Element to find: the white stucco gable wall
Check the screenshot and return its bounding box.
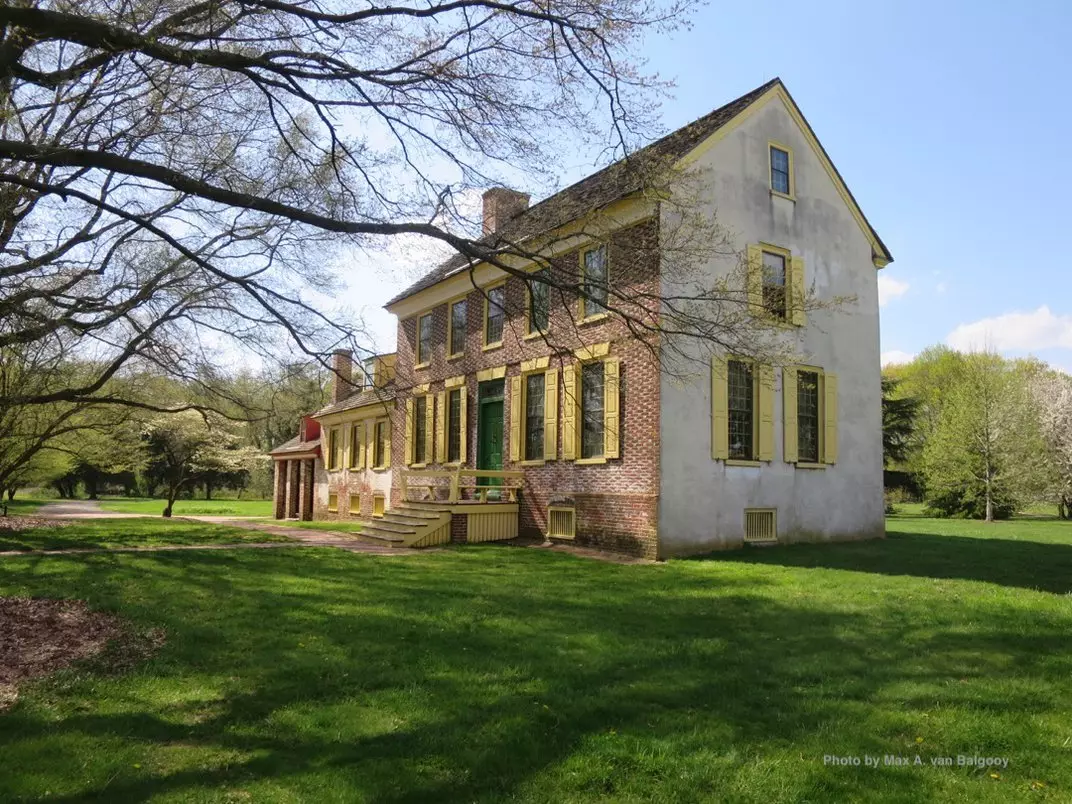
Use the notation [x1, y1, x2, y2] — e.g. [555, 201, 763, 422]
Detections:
[657, 90, 885, 556]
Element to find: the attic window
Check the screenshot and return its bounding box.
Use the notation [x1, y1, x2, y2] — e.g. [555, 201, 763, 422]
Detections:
[770, 145, 792, 196]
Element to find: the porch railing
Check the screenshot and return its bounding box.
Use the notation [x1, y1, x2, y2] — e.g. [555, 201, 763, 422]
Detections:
[400, 468, 523, 503]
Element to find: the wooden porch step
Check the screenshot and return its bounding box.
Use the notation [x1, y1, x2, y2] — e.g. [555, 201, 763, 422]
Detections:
[386, 512, 445, 527]
[359, 525, 407, 544]
[369, 518, 419, 535]
[394, 504, 448, 519]
[401, 501, 454, 513]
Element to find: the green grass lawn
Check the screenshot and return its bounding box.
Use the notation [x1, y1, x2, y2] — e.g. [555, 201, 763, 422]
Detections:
[1, 516, 1071, 801]
[1, 498, 48, 516]
[97, 497, 274, 517]
[276, 519, 366, 534]
[0, 518, 292, 552]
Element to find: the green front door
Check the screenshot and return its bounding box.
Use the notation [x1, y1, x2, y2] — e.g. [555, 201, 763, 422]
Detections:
[477, 380, 504, 490]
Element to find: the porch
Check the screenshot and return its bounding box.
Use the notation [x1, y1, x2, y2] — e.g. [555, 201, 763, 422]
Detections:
[359, 468, 523, 548]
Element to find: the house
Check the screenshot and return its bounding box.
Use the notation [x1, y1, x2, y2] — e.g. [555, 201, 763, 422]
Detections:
[269, 77, 892, 558]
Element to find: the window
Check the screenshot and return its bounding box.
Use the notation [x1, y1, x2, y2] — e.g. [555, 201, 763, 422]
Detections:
[449, 299, 467, 357]
[525, 373, 545, 461]
[528, 269, 549, 335]
[416, 313, 433, 366]
[373, 419, 387, 468]
[447, 388, 463, 463]
[728, 360, 756, 460]
[363, 356, 376, 389]
[414, 396, 428, 464]
[581, 245, 608, 319]
[328, 492, 338, 512]
[770, 145, 791, 196]
[484, 285, 504, 346]
[797, 370, 821, 463]
[348, 424, 362, 469]
[580, 361, 605, 459]
[762, 251, 787, 320]
[327, 427, 341, 470]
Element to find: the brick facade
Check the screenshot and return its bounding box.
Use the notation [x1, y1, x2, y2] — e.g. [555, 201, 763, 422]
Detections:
[392, 219, 662, 558]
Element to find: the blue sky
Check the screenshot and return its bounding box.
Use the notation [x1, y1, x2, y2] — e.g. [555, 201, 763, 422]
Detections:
[635, 0, 1072, 371]
[354, 1, 1071, 373]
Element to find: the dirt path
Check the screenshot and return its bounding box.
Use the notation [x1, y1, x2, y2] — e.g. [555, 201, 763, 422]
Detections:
[35, 500, 143, 519]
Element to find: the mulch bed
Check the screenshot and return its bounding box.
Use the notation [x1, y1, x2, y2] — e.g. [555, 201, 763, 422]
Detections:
[0, 516, 74, 532]
[0, 597, 162, 709]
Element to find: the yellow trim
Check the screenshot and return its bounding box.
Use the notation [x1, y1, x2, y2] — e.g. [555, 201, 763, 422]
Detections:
[326, 427, 342, 471]
[676, 83, 892, 268]
[768, 139, 795, 200]
[520, 356, 550, 373]
[327, 492, 339, 513]
[785, 364, 829, 466]
[749, 243, 793, 323]
[726, 459, 762, 467]
[413, 383, 430, 393]
[576, 312, 609, 326]
[547, 505, 577, 540]
[574, 342, 610, 361]
[415, 362, 431, 370]
[744, 508, 778, 543]
[522, 331, 547, 341]
[415, 312, 433, 368]
[519, 459, 545, 467]
[483, 280, 506, 349]
[575, 457, 607, 465]
[445, 374, 466, 388]
[446, 296, 467, 359]
[372, 492, 386, 518]
[578, 243, 610, 321]
[476, 365, 506, 382]
[348, 494, 361, 516]
[796, 462, 827, 470]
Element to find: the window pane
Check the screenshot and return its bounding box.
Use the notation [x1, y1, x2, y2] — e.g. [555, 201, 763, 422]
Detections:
[525, 373, 545, 460]
[450, 300, 466, 355]
[762, 252, 787, 319]
[770, 147, 790, 194]
[414, 397, 427, 463]
[363, 357, 376, 389]
[583, 246, 608, 318]
[798, 371, 820, 463]
[529, 270, 549, 333]
[448, 389, 462, 463]
[728, 360, 755, 460]
[486, 286, 504, 343]
[375, 421, 385, 467]
[581, 362, 605, 459]
[349, 427, 359, 468]
[419, 314, 434, 364]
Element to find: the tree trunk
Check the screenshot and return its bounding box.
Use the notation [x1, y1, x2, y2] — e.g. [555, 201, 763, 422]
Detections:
[205, 480, 212, 500]
[5, 487, 15, 501]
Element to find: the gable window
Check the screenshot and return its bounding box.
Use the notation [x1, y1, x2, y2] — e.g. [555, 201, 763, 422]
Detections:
[362, 356, 376, 389]
[797, 370, 821, 463]
[762, 251, 787, 320]
[770, 144, 792, 196]
[416, 313, 433, 367]
[413, 396, 428, 464]
[373, 419, 387, 468]
[447, 388, 463, 463]
[484, 284, 504, 346]
[728, 360, 756, 460]
[580, 245, 608, 319]
[528, 269, 550, 335]
[448, 299, 467, 357]
[524, 373, 546, 461]
[580, 361, 605, 459]
[327, 427, 341, 470]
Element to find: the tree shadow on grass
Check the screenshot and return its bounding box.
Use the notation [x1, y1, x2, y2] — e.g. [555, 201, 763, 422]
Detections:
[2, 548, 1071, 801]
[687, 530, 1072, 594]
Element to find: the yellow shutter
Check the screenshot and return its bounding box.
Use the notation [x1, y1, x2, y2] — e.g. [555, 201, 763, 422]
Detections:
[562, 363, 577, 460]
[509, 374, 522, 462]
[758, 364, 774, 461]
[604, 358, 620, 459]
[824, 372, 838, 464]
[435, 391, 446, 463]
[365, 420, 374, 468]
[383, 419, 392, 467]
[783, 368, 798, 463]
[404, 398, 414, 466]
[544, 368, 558, 460]
[459, 389, 468, 464]
[746, 245, 763, 316]
[711, 356, 728, 460]
[790, 256, 806, 326]
[424, 394, 434, 464]
[356, 422, 365, 469]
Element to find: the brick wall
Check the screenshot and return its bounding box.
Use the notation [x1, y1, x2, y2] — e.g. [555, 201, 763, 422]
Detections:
[392, 218, 662, 558]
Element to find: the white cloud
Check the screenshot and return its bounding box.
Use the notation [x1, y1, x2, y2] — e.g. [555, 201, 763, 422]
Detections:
[946, 306, 1072, 353]
[877, 275, 909, 307]
[881, 350, 916, 367]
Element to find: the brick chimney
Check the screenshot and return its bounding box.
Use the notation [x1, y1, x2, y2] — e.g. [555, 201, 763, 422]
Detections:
[482, 187, 530, 236]
[331, 349, 353, 403]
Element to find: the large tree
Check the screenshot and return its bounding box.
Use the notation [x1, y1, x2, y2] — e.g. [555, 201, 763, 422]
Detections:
[921, 352, 1044, 521]
[1032, 370, 1072, 519]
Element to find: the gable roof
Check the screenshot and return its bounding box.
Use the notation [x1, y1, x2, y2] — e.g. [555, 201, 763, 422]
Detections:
[311, 384, 395, 419]
[386, 78, 890, 308]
